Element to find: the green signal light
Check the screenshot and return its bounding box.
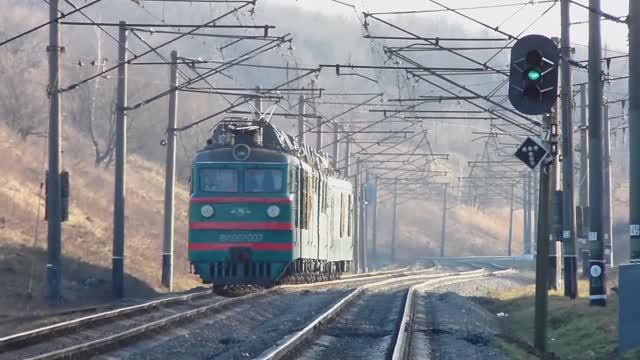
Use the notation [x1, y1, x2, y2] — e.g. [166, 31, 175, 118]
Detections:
[527, 69, 541, 81]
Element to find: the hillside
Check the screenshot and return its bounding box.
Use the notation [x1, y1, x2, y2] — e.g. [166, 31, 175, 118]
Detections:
[0, 123, 200, 314]
[0, 0, 539, 315]
[0, 121, 523, 314]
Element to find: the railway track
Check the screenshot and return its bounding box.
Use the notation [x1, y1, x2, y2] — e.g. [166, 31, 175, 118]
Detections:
[392, 267, 515, 360]
[0, 265, 434, 360]
[253, 265, 500, 360]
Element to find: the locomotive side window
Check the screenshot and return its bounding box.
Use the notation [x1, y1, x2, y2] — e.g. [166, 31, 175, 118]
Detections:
[288, 166, 298, 194]
[199, 168, 238, 193]
[245, 169, 283, 193]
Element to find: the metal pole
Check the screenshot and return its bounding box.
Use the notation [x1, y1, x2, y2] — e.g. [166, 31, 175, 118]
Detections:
[112, 21, 128, 299]
[255, 85, 263, 120]
[548, 109, 559, 291]
[579, 83, 590, 215]
[524, 173, 531, 255]
[391, 179, 398, 262]
[508, 184, 514, 256]
[561, 0, 578, 298]
[531, 172, 540, 243]
[332, 123, 339, 169]
[630, 0, 640, 262]
[534, 159, 552, 352]
[440, 183, 448, 257]
[353, 159, 361, 273]
[522, 173, 529, 255]
[46, 0, 63, 305]
[297, 94, 305, 143]
[360, 168, 368, 272]
[579, 83, 590, 277]
[161, 50, 178, 290]
[314, 91, 322, 151]
[344, 136, 351, 177]
[588, 0, 606, 306]
[603, 103, 613, 265]
[372, 177, 378, 259]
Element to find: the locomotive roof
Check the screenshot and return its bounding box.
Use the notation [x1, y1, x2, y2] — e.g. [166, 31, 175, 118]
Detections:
[194, 146, 294, 164]
[199, 120, 339, 176]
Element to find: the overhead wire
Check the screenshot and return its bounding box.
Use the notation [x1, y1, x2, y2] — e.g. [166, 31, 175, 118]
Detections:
[0, 0, 104, 48]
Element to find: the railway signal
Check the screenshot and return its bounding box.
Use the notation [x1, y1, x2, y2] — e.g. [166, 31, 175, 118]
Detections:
[508, 34, 559, 115]
[514, 137, 549, 170]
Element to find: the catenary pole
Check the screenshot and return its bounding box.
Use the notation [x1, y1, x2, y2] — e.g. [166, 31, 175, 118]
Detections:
[332, 123, 339, 169]
[297, 94, 305, 143]
[630, 0, 640, 262]
[47, 0, 63, 305]
[112, 21, 128, 299]
[314, 90, 322, 150]
[161, 50, 179, 290]
[548, 109, 559, 291]
[588, 0, 606, 306]
[579, 83, 590, 277]
[524, 173, 531, 255]
[549, 39, 561, 291]
[372, 177, 378, 258]
[560, 0, 578, 298]
[353, 158, 361, 273]
[533, 170, 539, 244]
[344, 136, 351, 177]
[440, 183, 448, 257]
[534, 142, 553, 352]
[391, 179, 398, 262]
[603, 103, 613, 265]
[508, 184, 514, 256]
[360, 168, 368, 272]
[579, 84, 590, 221]
[255, 85, 263, 119]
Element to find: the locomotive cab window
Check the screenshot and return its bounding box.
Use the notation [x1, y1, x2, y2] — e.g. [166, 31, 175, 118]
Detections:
[199, 168, 238, 193]
[245, 168, 284, 193]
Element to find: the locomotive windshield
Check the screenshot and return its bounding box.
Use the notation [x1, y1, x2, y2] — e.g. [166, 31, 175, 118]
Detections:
[244, 169, 283, 193]
[199, 168, 238, 192]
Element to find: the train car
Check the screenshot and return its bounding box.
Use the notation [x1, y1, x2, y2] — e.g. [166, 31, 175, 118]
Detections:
[188, 119, 354, 286]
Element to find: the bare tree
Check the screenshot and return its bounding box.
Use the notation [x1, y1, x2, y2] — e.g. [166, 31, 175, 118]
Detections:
[0, 6, 48, 140]
[67, 22, 117, 167]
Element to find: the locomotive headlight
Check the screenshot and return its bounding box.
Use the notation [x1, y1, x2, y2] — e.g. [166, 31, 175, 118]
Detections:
[266, 205, 280, 218]
[201, 205, 214, 218]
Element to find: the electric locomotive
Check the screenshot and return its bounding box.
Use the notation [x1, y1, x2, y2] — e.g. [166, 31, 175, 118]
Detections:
[188, 119, 354, 286]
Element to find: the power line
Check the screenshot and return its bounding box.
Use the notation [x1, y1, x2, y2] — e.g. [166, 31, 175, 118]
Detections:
[0, 0, 104, 48]
[58, 2, 254, 93]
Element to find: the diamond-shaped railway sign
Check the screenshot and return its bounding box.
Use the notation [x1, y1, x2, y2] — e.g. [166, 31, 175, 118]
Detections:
[515, 137, 548, 169]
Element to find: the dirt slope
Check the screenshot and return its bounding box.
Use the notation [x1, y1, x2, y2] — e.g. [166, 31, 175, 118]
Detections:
[0, 124, 200, 315]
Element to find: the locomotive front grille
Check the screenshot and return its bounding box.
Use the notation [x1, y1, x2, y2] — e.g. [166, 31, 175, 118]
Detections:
[210, 260, 273, 282]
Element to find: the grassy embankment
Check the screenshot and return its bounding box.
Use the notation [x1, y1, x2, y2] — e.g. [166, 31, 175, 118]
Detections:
[487, 279, 640, 359]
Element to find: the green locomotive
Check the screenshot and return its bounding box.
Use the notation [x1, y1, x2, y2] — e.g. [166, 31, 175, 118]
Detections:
[188, 120, 354, 286]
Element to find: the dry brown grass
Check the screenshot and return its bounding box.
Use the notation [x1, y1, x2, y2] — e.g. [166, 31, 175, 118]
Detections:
[0, 124, 199, 313]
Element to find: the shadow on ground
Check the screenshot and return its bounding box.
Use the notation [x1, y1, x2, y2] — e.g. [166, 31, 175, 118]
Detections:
[0, 243, 159, 319]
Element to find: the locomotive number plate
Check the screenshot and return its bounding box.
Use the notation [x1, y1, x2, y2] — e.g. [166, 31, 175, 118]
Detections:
[218, 233, 264, 242]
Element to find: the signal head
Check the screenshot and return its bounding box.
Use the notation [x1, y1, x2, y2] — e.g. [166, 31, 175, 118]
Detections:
[508, 34, 559, 115]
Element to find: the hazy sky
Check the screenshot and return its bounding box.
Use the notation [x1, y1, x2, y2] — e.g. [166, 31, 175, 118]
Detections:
[266, 0, 630, 55]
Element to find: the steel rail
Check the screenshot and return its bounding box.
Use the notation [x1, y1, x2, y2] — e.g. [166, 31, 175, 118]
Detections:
[1, 266, 439, 359]
[254, 268, 487, 360]
[390, 268, 514, 360]
[0, 289, 214, 347]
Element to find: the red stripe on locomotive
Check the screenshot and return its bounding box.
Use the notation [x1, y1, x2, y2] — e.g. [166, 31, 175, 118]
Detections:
[189, 221, 293, 231]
